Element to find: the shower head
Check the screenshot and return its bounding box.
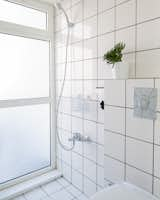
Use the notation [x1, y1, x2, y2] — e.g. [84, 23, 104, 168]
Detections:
[54, 2, 74, 28]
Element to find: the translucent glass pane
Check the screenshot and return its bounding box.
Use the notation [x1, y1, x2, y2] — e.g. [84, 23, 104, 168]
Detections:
[0, 0, 47, 29]
[0, 104, 50, 184]
[0, 33, 49, 100]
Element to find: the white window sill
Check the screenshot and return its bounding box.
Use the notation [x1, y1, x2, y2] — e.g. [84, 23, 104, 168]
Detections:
[0, 170, 62, 200]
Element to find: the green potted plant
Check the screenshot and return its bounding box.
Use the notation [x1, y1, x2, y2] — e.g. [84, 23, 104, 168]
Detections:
[103, 42, 129, 79]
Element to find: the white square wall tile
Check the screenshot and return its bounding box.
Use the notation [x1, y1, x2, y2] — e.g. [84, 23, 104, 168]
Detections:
[126, 138, 153, 174]
[155, 113, 160, 145]
[97, 124, 104, 145]
[116, 26, 135, 53]
[72, 41, 83, 62]
[84, 120, 97, 142]
[97, 145, 104, 166]
[116, 0, 127, 5]
[126, 108, 153, 143]
[136, 50, 160, 78]
[84, 177, 97, 197]
[123, 53, 136, 78]
[72, 80, 83, 98]
[84, 142, 97, 162]
[72, 61, 83, 80]
[84, 37, 97, 60]
[126, 166, 152, 193]
[73, 138, 83, 155]
[72, 0, 80, 6]
[98, 32, 114, 58]
[72, 117, 83, 135]
[137, 0, 160, 23]
[84, 59, 97, 79]
[98, 9, 114, 35]
[104, 156, 125, 183]
[84, 80, 97, 101]
[97, 166, 104, 187]
[126, 79, 154, 107]
[116, 0, 135, 29]
[62, 162, 72, 182]
[98, 58, 113, 80]
[61, 149, 72, 166]
[72, 152, 83, 173]
[72, 169, 83, 191]
[71, 2, 83, 23]
[104, 80, 125, 107]
[154, 145, 160, 178]
[98, 0, 114, 12]
[71, 22, 83, 43]
[84, 159, 97, 182]
[84, 100, 97, 121]
[155, 79, 160, 112]
[104, 106, 125, 134]
[84, 16, 97, 39]
[84, 0, 97, 19]
[60, 0, 71, 9]
[104, 131, 125, 161]
[154, 178, 160, 198]
[137, 19, 160, 51]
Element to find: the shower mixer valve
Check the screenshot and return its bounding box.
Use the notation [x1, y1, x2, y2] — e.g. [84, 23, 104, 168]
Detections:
[68, 132, 92, 143]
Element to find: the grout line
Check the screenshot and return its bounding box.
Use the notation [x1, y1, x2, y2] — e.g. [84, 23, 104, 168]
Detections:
[55, 45, 160, 65]
[152, 78, 156, 194]
[57, 111, 104, 125]
[56, 77, 160, 81]
[104, 154, 153, 176]
[104, 128, 159, 146]
[70, 0, 74, 185]
[82, 0, 85, 193]
[135, 0, 138, 77]
[96, 0, 99, 192]
[114, 0, 116, 45]
[124, 80, 127, 181]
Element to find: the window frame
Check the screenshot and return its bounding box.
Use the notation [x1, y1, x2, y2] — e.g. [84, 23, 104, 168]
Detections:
[0, 0, 55, 190]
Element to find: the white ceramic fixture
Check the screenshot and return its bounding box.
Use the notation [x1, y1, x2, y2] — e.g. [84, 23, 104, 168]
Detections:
[90, 182, 158, 200]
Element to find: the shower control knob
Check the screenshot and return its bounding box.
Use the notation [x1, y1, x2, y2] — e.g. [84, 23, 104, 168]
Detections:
[100, 100, 104, 110]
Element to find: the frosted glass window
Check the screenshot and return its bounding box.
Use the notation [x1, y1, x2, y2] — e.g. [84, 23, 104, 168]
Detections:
[0, 0, 47, 29]
[0, 33, 49, 99]
[0, 104, 50, 184]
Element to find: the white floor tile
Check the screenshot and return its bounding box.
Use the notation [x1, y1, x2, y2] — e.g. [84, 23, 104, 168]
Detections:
[42, 181, 63, 195]
[77, 194, 89, 200]
[66, 185, 82, 198]
[57, 177, 71, 187]
[41, 197, 54, 200]
[24, 187, 47, 200]
[11, 196, 26, 200]
[51, 189, 74, 200]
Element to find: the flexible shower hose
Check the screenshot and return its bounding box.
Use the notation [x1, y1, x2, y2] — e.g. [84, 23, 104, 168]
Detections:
[56, 26, 75, 151]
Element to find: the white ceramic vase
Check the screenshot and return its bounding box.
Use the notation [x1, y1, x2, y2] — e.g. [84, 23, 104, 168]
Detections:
[112, 62, 129, 79]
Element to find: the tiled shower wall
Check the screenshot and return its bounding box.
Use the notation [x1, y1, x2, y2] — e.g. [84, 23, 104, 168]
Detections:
[54, 0, 160, 197]
[104, 79, 160, 198]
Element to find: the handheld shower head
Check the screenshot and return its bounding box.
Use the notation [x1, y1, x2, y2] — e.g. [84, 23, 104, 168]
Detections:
[54, 2, 74, 28]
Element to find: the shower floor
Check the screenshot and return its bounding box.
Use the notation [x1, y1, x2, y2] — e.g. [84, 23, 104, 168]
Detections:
[11, 178, 88, 200]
